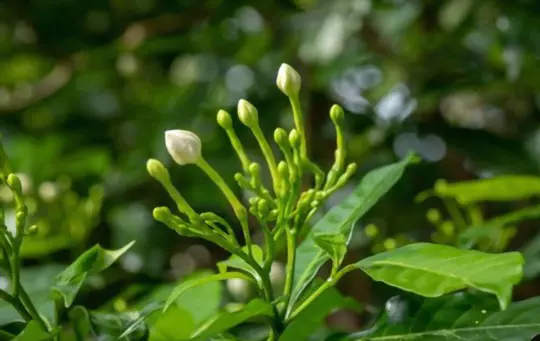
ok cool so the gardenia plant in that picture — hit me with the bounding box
[147,64,534,340]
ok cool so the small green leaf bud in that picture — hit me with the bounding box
[237,99,259,127]
[330,104,345,126]
[217,110,233,130]
[276,63,301,97]
[248,162,261,175]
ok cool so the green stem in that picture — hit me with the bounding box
[282,227,296,317]
[286,265,351,322]
[443,198,467,231]
[224,129,251,172]
[289,96,307,158]
[0,289,32,322]
[250,125,279,194]
[197,157,253,257]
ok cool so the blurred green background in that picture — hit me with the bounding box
[2,0,540,332]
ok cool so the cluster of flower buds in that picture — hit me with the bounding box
[147,62,357,283]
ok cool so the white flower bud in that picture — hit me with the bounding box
[164,130,202,165]
[237,99,258,127]
[276,63,301,97]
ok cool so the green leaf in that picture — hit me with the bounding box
[52,241,135,308]
[164,271,254,312]
[89,309,151,341]
[217,245,264,281]
[349,293,540,341]
[459,204,540,249]
[289,155,415,313]
[147,306,194,341]
[353,243,523,309]
[429,176,540,205]
[12,321,52,341]
[313,233,347,269]
[190,299,273,341]
[0,264,63,326]
[68,306,93,341]
[280,286,360,341]
[522,233,540,279]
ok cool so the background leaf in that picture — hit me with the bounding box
[354,243,523,309]
[349,294,540,341]
[289,155,415,314]
[12,321,52,341]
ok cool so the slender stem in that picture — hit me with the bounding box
[0,288,32,321]
[224,128,251,172]
[261,220,274,271]
[250,125,279,194]
[289,96,307,158]
[281,227,296,317]
[197,157,253,257]
[286,265,352,322]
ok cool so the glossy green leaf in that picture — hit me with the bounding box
[280,285,360,341]
[68,306,93,341]
[0,264,63,326]
[289,155,415,314]
[189,299,273,341]
[12,321,52,341]
[349,293,540,341]
[52,241,135,308]
[314,233,347,269]
[429,176,540,205]
[164,271,253,312]
[217,245,264,281]
[353,243,523,309]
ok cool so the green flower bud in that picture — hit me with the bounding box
[273,128,288,145]
[165,130,202,165]
[426,209,442,224]
[26,224,38,235]
[146,159,169,181]
[257,199,270,216]
[7,174,22,194]
[330,104,345,125]
[289,129,300,147]
[217,110,233,130]
[277,161,289,179]
[152,206,172,222]
[276,63,301,97]
[237,99,258,127]
[248,162,261,175]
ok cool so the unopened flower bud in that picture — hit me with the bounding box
[426,209,442,224]
[26,224,38,236]
[146,159,169,181]
[152,206,172,222]
[276,63,301,97]
[273,128,287,145]
[237,99,258,127]
[217,110,233,130]
[330,104,345,125]
[165,130,202,165]
[288,129,300,147]
[7,174,22,194]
